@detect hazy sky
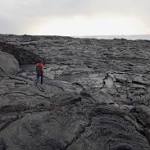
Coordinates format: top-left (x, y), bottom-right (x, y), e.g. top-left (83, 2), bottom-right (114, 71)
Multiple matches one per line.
top-left (0, 0), bottom-right (150, 36)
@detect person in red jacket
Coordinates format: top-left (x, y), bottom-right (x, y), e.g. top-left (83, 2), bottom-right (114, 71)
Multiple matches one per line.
top-left (35, 60), bottom-right (45, 85)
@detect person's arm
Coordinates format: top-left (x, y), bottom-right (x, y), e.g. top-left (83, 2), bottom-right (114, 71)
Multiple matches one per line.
top-left (42, 64), bottom-right (46, 69)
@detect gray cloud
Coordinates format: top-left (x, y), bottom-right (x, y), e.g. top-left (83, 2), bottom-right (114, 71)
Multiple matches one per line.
top-left (0, 0), bottom-right (150, 34)
top-left (6, 0), bottom-right (149, 17)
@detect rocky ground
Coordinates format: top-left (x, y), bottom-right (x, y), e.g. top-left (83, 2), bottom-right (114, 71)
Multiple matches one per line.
top-left (0, 34), bottom-right (150, 150)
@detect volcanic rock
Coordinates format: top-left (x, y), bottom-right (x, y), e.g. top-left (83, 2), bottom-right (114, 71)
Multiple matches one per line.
top-left (0, 34), bottom-right (150, 149)
top-left (0, 51), bottom-right (19, 77)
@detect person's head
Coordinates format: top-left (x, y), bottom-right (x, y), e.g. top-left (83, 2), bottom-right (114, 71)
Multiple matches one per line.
top-left (37, 59), bottom-right (42, 64)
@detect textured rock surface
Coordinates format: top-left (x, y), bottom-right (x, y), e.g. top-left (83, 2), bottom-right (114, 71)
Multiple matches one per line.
top-left (0, 51), bottom-right (19, 76)
top-left (0, 34), bottom-right (150, 149)
top-left (0, 41), bottom-right (42, 65)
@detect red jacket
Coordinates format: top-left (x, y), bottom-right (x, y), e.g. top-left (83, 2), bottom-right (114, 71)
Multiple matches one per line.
top-left (36, 63), bottom-right (45, 74)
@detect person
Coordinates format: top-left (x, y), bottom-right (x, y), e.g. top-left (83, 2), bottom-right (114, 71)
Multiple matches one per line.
top-left (35, 60), bottom-right (45, 85)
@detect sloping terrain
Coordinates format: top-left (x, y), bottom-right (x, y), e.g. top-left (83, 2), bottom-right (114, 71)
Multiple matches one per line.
top-left (0, 34), bottom-right (150, 150)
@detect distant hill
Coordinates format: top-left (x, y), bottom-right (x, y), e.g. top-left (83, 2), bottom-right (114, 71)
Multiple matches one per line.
top-left (80, 34), bottom-right (150, 40)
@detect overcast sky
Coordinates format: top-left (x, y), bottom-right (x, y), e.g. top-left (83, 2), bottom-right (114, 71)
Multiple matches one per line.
top-left (0, 0), bottom-right (150, 36)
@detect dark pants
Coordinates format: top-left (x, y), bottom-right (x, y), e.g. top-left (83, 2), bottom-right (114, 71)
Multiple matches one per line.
top-left (36, 72), bottom-right (43, 85)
